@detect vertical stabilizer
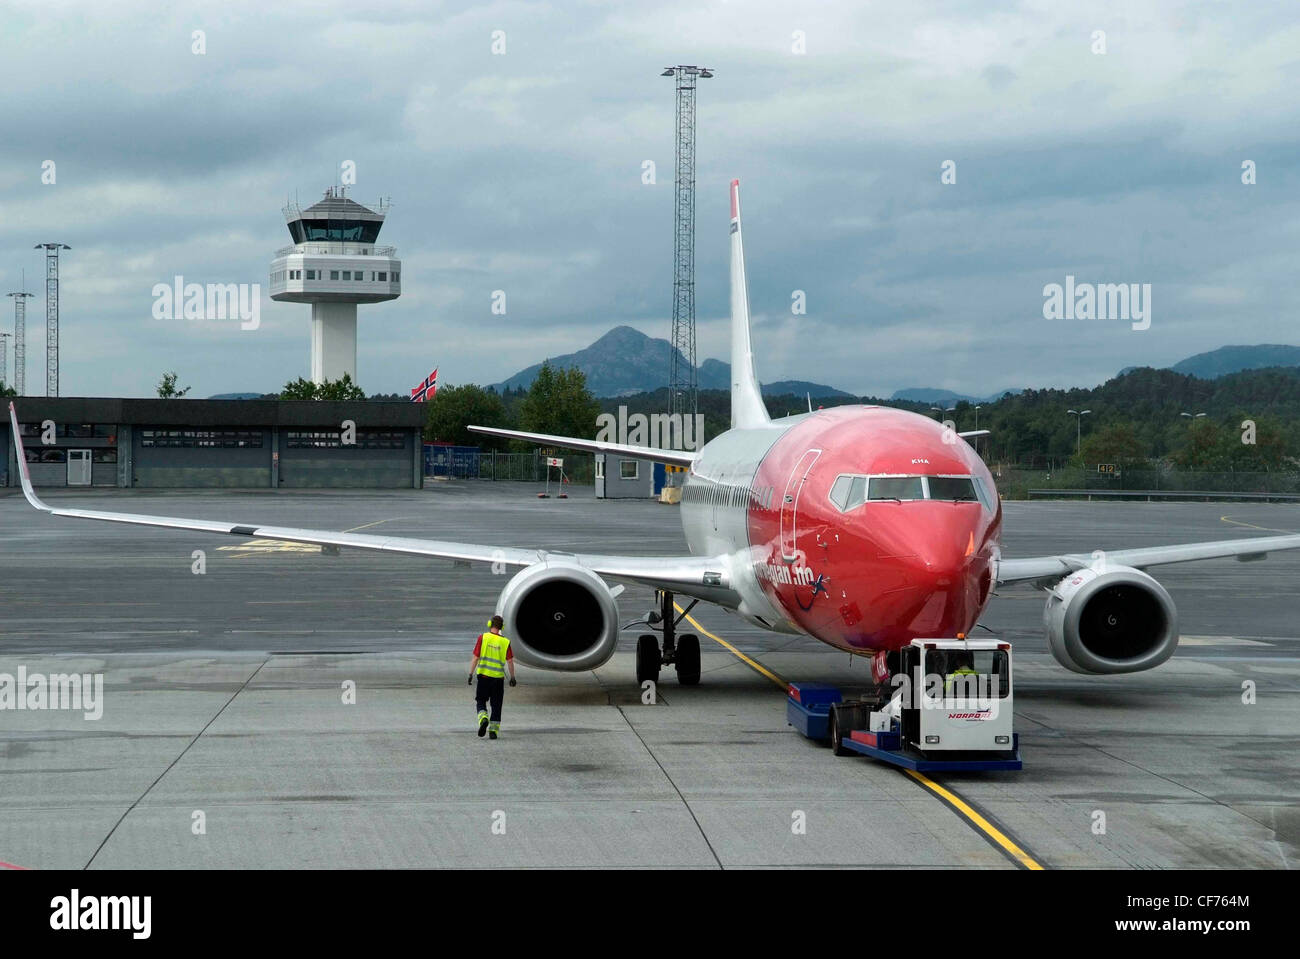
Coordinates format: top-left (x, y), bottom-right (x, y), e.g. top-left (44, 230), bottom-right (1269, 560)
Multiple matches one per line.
top-left (729, 179), bottom-right (770, 429)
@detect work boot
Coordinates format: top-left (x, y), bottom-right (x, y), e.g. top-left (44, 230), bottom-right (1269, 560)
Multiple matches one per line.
top-left (489, 730), bottom-right (498, 740)
top-left (489, 722), bottom-right (500, 740)
top-left (477, 713), bottom-right (489, 737)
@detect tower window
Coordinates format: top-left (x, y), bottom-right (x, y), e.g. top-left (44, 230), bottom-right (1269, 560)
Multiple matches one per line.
top-left (330, 271), bottom-right (339, 280)
top-left (377, 272), bottom-right (387, 281)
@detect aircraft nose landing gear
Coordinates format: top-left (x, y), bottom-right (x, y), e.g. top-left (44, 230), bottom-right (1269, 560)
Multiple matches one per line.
top-left (635, 590), bottom-right (701, 686)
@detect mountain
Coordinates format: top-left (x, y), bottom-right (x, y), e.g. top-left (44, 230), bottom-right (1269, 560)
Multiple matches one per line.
top-left (764, 380), bottom-right (855, 399)
top-left (889, 387), bottom-right (1020, 405)
top-left (493, 326), bottom-right (680, 397)
top-left (1169, 344), bottom-right (1300, 379)
top-left (492, 325), bottom-right (849, 399)
top-left (1120, 344), bottom-right (1300, 380)
top-left (207, 392), bottom-right (264, 400)
top-left (698, 358), bottom-right (730, 390)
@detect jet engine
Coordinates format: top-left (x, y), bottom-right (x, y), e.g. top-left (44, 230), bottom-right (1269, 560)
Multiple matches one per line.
top-left (496, 561), bottom-right (620, 670)
top-left (1043, 565), bottom-right (1178, 674)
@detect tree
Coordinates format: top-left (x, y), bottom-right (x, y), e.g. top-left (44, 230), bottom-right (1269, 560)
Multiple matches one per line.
top-left (280, 377), bottom-right (318, 400)
top-left (278, 374), bottom-right (365, 401)
top-left (1219, 416), bottom-right (1293, 472)
top-left (0, 381), bottom-right (15, 398)
top-left (1170, 419), bottom-right (1229, 470)
top-left (425, 384), bottom-right (510, 447)
top-left (156, 371), bottom-right (191, 398)
top-left (518, 362), bottom-right (601, 440)
top-left (316, 373), bottom-right (366, 401)
top-left (1079, 421), bottom-right (1146, 468)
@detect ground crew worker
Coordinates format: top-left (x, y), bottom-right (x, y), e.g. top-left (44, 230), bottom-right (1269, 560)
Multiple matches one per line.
top-left (944, 650), bottom-right (980, 696)
top-left (468, 615), bottom-right (516, 739)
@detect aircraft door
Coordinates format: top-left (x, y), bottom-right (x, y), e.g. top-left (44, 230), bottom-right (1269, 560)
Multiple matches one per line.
top-left (779, 449), bottom-right (820, 562)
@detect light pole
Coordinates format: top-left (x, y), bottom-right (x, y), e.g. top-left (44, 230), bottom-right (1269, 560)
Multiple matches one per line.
top-left (35, 242), bottom-right (70, 396)
top-left (662, 65), bottom-right (713, 427)
top-left (1068, 408), bottom-right (1092, 457)
top-left (1180, 412), bottom-right (1206, 420)
top-left (930, 405), bottom-right (955, 420)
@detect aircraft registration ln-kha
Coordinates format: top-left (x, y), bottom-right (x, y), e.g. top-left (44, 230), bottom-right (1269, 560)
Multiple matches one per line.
top-left (10, 180), bottom-right (1300, 687)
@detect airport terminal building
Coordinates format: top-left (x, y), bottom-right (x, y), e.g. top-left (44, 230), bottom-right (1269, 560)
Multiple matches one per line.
top-left (1, 398), bottom-right (425, 489)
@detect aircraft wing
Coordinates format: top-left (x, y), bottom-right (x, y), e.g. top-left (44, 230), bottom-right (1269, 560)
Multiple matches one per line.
top-left (7, 403), bottom-right (736, 606)
top-left (467, 425), bottom-right (697, 468)
top-left (997, 533), bottom-right (1300, 587)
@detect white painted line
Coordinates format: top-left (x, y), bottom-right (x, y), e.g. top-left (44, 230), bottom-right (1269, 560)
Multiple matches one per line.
top-left (1180, 635), bottom-right (1273, 647)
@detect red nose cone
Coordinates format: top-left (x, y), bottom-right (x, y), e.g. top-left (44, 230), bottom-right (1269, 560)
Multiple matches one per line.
top-left (865, 505), bottom-right (992, 646)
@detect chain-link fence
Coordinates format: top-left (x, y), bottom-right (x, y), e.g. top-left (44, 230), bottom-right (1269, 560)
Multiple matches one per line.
top-left (424, 446), bottom-right (595, 484)
top-left (473, 451), bottom-right (594, 485)
top-left (991, 465), bottom-right (1300, 500)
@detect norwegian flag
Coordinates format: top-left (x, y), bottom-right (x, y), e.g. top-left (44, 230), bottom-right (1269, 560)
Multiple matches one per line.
top-left (410, 368), bottom-right (438, 403)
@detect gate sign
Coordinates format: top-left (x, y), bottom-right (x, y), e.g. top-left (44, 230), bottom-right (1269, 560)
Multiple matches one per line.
top-left (547, 457), bottom-right (564, 468)
top-left (1097, 463), bottom-right (1117, 474)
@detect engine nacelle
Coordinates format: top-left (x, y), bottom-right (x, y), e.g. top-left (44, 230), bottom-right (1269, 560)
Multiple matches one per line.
top-left (497, 561), bottom-right (620, 671)
top-left (1043, 565), bottom-right (1179, 674)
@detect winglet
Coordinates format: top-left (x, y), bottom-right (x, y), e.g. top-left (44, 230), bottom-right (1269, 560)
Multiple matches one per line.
top-left (729, 179), bottom-right (770, 430)
top-left (8, 402), bottom-right (53, 513)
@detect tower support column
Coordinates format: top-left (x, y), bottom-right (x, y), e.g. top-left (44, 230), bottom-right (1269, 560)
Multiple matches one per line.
top-left (310, 301), bottom-right (358, 384)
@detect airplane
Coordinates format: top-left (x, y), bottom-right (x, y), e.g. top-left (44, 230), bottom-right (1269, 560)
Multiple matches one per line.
top-left (10, 179), bottom-right (1300, 689)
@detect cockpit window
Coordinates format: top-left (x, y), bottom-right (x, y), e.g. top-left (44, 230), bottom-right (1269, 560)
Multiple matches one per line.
top-left (868, 476), bottom-right (924, 501)
top-left (927, 476), bottom-right (978, 502)
top-left (829, 474), bottom-right (853, 510)
top-left (847, 476), bottom-right (868, 509)
top-left (829, 473), bottom-right (993, 511)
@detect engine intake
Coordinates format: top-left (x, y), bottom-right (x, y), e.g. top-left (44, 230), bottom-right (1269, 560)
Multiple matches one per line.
top-left (497, 561), bottom-right (619, 671)
top-left (1043, 565), bottom-right (1179, 674)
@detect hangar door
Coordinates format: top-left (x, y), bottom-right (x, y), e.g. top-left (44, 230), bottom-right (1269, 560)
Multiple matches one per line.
top-left (133, 428), bottom-right (272, 488)
top-left (279, 429), bottom-right (414, 488)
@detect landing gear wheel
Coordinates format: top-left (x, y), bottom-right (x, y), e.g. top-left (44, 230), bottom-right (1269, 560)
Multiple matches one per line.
top-left (675, 634), bottom-right (700, 686)
top-left (636, 635), bottom-right (661, 685)
top-left (829, 704), bottom-right (851, 756)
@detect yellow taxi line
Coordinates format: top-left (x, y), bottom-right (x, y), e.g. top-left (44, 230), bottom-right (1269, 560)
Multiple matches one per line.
top-left (674, 601), bottom-right (1046, 871)
top-left (219, 519), bottom-right (397, 556)
top-left (901, 770), bottom-right (1044, 870)
top-left (675, 605), bottom-right (785, 688)
top-left (1220, 515), bottom-right (1298, 535)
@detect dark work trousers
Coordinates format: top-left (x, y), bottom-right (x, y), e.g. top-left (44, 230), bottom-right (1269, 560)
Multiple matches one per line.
top-left (475, 674), bottom-right (505, 722)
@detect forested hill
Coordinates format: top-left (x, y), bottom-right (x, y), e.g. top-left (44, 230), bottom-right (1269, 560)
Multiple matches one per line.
top-left (601, 366), bottom-right (1300, 468)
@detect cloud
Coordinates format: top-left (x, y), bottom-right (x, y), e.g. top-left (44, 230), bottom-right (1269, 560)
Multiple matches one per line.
top-left (0, 0), bottom-right (1296, 399)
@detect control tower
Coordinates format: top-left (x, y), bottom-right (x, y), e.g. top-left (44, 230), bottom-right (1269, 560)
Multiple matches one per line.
top-left (269, 187), bottom-right (401, 384)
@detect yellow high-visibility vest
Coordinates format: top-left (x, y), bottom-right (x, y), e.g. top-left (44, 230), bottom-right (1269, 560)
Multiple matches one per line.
top-left (944, 666), bottom-right (979, 693)
top-left (476, 632), bottom-right (511, 678)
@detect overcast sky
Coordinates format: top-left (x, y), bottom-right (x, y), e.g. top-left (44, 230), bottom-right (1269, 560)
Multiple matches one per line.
top-left (1, 0), bottom-right (1297, 399)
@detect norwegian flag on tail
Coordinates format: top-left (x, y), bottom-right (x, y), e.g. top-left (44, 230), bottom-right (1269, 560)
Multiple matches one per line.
top-left (410, 368), bottom-right (438, 403)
